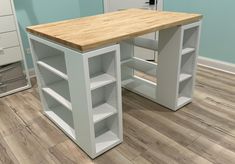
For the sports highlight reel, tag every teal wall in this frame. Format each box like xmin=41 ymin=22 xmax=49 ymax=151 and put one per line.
xmin=14 ymin=0 xmax=80 ymax=68
xmin=164 ymin=0 xmax=235 ymax=64
xmin=15 ymin=0 xmax=235 ymax=69
xmin=79 ymin=0 xmax=104 ymax=17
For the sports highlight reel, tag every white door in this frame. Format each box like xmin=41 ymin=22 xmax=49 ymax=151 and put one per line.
xmin=104 ymin=0 xmax=163 ymax=61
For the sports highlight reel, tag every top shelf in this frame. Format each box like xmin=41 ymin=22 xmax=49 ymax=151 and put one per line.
xmin=37 ymin=55 xmax=68 ymax=80
xmin=90 ymin=73 xmax=116 ymax=90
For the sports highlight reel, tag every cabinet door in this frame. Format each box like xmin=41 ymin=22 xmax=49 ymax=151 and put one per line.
xmin=0 ymin=0 xmax=13 ymax=16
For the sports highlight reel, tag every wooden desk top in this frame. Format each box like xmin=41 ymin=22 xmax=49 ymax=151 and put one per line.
xmin=27 ymin=9 xmax=202 ymax=52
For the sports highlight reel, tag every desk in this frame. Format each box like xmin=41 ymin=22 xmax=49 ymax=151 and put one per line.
xmin=27 ymin=9 xmax=202 ymax=158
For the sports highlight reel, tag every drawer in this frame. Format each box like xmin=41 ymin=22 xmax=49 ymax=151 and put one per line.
xmin=0 ymin=0 xmax=12 ymax=16
xmin=0 ymin=46 xmax=22 ymax=66
xmin=0 ymin=31 xmax=19 ymax=48
xmin=0 ymin=76 xmax=27 ymax=94
xmin=0 ymin=15 xmax=16 ymax=33
xmin=0 ymin=62 xmax=24 ymax=82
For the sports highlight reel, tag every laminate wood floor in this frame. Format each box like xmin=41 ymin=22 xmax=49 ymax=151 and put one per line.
xmin=0 ymin=66 xmax=235 ymax=164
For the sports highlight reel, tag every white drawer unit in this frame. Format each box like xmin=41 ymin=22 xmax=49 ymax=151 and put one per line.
xmin=0 ymin=31 xmax=19 ymax=48
xmin=0 ymin=15 xmax=16 ymax=33
xmin=0 ymin=0 xmax=31 ymax=97
xmin=0 ymin=46 xmax=22 ymax=65
xmin=0 ymin=0 xmax=13 ymax=16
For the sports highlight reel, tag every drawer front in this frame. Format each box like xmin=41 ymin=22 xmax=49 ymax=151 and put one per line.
xmin=0 ymin=0 xmax=12 ymax=16
xmin=0 ymin=62 xmax=24 ymax=82
xmin=0 ymin=31 xmax=19 ymax=48
xmin=0 ymin=15 xmax=16 ymax=33
xmin=0 ymin=46 xmax=22 ymax=66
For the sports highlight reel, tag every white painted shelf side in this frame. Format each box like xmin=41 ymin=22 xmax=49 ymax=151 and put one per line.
xmin=134 ymin=37 xmax=158 ymax=51
xmin=182 ymin=48 xmax=195 ymax=56
xmin=42 ymin=80 xmax=72 ymax=110
xmin=90 ymin=73 xmax=116 ymax=90
xmin=45 ymin=105 xmax=75 ymax=139
xmin=121 ymin=57 xmax=157 ymax=77
xmin=37 ymin=55 xmax=68 ymax=80
xmin=93 ymin=103 xmax=117 ymax=123
xmin=95 ymin=131 xmax=120 ymax=154
xmin=179 ymin=73 xmax=192 ymax=83
xmin=177 ymin=96 xmax=191 ymax=107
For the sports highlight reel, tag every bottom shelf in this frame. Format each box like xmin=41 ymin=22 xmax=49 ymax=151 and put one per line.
xmin=95 ymin=131 xmax=120 ymax=154
xmin=122 ymin=76 xmax=157 ymax=100
xmin=177 ymin=96 xmax=191 ymax=108
xmin=44 ymin=105 xmax=75 ymax=140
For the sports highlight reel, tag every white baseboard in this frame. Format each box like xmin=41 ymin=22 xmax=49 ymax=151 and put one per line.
xmin=198 ymin=57 xmax=235 ymax=75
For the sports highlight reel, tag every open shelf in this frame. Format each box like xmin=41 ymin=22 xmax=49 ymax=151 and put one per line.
xmin=133 ymin=37 xmax=158 ymax=51
xmin=90 ymin=73 xmax=116 ymax=90
xmin=45 ymin=105 xmax=75 ymax=139
xmin=42 ymin=80 xmax=72 ymax=111
xmin=121 ymin=57 xmax=157 ymax=77
xmin=95 ymin=130 xmax=119 ymax=154
xmin=37 ymin=55 xmax=68 ymax=80
xmin=179 ymin=73 xmax=192 ymax=83
xmin=122 ymin=76 xmax=157 ymax=100
xmin=177 ymin=96 xmax=191 ymax=107
xmin=182 ymin=48 xmax=195 ymax=56
xmin=93 ymin=103 xmax=117 ymax=123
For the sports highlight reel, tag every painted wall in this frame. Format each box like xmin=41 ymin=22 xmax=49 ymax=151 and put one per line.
xmin=164 ymin=0 xmax=235 ymax=64
xmin=15 ymin=0 xmax=235 ymax=69
xmin=14 ymin=0 xmax=80 ymax=68
xmin=79 ymin=0 xmax=104 ymax=17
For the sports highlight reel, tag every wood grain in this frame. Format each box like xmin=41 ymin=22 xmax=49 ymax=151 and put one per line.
xmin=27 ymin=9 xmax=202 ymax=52
xmin=0 ymin=66 xmax=235 ymax=163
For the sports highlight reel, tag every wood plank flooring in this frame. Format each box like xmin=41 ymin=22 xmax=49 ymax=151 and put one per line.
xmin=0 ymin=66 xmax=235 ymax=164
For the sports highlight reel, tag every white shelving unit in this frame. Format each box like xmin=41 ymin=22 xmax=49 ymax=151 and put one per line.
xmin=121 ymin=21 xmax=201 ymax=111
xmin=29 ymin=34 xmax=122 ymax=159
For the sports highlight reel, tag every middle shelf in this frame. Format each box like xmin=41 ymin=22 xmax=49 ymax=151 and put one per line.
xmin=90 ymin=73 xmax=116 ymax=91
xmin=42 ymin=80 xmax=72 ymax=111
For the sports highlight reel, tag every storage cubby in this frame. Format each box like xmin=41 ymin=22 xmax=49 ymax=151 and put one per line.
xmin=94 ymin=115 xmax=119 ymax=154
xmin=91 ymin=83 xmax=117 ymax=123
xmin=177 ymin=79 xmax=193 ymax=107
xmin=43 ymin=92 xmax=75 ymax=139
xmin=182 ymin=26 xmax=199 ymax=50
xmin=89 ymin=51 xmax=116 ymax=90
xmin=31 ymin=40 xmax=68 ymax=80
xmin=37 ymin=62 xmax=71 ymax=110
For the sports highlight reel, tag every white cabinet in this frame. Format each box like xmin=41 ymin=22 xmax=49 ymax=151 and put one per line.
xmin=0 ymin=0 xmax=12 ymax=16
xmin=29 ymin=35 xmax=123 ymax=159
xmin=0 ymin=0 xmax=31 ymax=97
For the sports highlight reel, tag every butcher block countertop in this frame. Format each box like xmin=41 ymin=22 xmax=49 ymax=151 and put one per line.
xmin=27 ymin=9 xmax=202 ymax=52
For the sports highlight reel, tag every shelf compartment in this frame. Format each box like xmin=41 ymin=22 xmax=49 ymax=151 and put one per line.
xmin=179 ymin=73 xmax=192 ymax=83
xmin=177 ymin=96 xmax=191 ymax=107
xmin=182 ymin=48 xmax=195 ymax=56
xmin=95 ymin=130 xmax=120 ymax=154
xmin=88 ymin=51 xmax=116 ymax=81
xmin=93 ymin=103 xmax=117 ymax=123
xmin=121 ymin=57 xmax=157 ymax=77
xmin=37 ymin=55 xmax=68 ymax=80
xmin=42 ymin=80 xmax=72 ymax=111
xmin=133 ymin=37 xmax=158 ymax=51
xmin=44 ymin=105 xmax=75 ymax=140
xmin=94 ymin=115 xmax=120 ymax=154
xmin=182 ymin=26 xmax=199 ymax=50
xmin=177 ymin=78 xmax=193 ymax=108
xmin=122 ymin=76 xmax=157 ymax=100
xmin=90 ymin=73 xmax=116 ymax=90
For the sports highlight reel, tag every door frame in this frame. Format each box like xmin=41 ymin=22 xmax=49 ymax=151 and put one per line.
xmin=103 ymin=0 xmax=164 ymax=13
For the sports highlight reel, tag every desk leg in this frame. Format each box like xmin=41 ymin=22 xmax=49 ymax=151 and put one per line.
xmin=157 ymin=22 xmax=201 ymax=111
